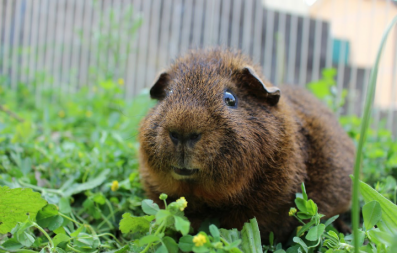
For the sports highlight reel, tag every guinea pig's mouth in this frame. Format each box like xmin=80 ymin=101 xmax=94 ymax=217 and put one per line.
xmin=172 ymin=167 xmax=198 ymax=176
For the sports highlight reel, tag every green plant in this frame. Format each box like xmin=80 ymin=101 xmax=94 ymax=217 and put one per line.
xmin=351 ymin=15 xmax=397 ymax=252
xmin=307 ymin=68 xmax=347 ymax=113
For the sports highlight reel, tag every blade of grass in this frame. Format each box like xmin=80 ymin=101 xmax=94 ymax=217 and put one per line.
xmin=352 ymin=15 xmax=397 ymax=253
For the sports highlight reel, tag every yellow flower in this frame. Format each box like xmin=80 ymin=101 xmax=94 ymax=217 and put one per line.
xmin=86 ymin=111 xmax=93 ymax=118
xmin=58 ymin=110 xmax=65 ymax=118
xmin=111 ymin=180 xmax=119 ymax=191
xmin=176 ymin=196 xmax=188 ymax=211
xmin=193 ymin=234 xmax=206 ymax=247
xmin=289 ymin=207 xmax=297 ymax=216
xmin=48 ymin=143 xmax=54 ymax=149
xmin=78 ymin=152 xmax=84 ymax=158
xmin=118 ymin=78 xmax=124 ymax=86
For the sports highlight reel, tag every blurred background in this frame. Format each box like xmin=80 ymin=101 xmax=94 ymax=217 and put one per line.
xmin=0 ymin=0 xmax=396 ymax=135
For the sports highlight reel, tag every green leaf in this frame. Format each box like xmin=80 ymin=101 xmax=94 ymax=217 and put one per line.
xmin=119 ymin=213 xmax=152 ymax=234
xmin=37 ymin=215 xmax=64 ymax=231
xmin=141 ymin=199 xmax=160 ymax=215
xmin=155 ymin=244 xmax=168 ymax=253
xmin=174 ymin=216 xmax=190 ymax=236
xmin=209 ymin=225 xmax=220 ymax=241
xmin=163 ymin=236 xmax=179 ymax=253
xmin=324 ymin=215 xmax=339 ymax=228
xmin=70 ymin=226 xmax=84 ymax=237
xmin=368 ymin=229 xmax=396 ymax=246
xmin=156 ymin=210 xmax=171 ymax=224
xmin=59 ymin=197 xmax=72 ymax=214
xmin=63 ymin=169 xmax=110 ymax=197
xmin=224 ymin=239 xmax=241 ymax=250
xmin=220 ymin=228 xmax=240 ymax=244
xmin=359 ymin=180 xmax=397 ymax=233
xmin=114 ymin=245 xmax=130 ymax=253
xmin=305 ymin=224 xmax=325 ymax=241
xmin=241 ymin=218 xmax=262 ymax=253
xmin=92 ymin=193 xmax=106 ymax=205
xmin=295 ymin=198 xmax=307 ymax=213
xmin=178 ymin=235 xmax=194 ymax=252
xmin=362 ymin=201 xmax=382 ymax=231
xmin=297 ymin=212 xmax=312 ymax=220
xmin=16 ymin=230 xmax=35 ymax=247
xmin=139 ymin=235 xmax=161 ymax=246
xmin=0 ymin=187 xmax=47 ymax=234
xmin=53 ymin=234 xmax=70 ymax=247
xmin=36 ymin=204 xmax=58 ymax=220
xmin=301 ymin=183 xmax=308 ymax=201
xmin=20 ymin=157 xmax=32 ymax=176
xmin=293 ymin=237 xmax=308 ymax=253
xmin=305 ymin=200 xmax=318 ymax=215
xmin=1 ymin=238 xmax=23 ymax=250
xmin=82 ymin=198 xmax=101 ymax=219
xmin=15 ymin=220 xmax=35 ymax=247
xmin=269 ymin=231 xmax=274 ymax=246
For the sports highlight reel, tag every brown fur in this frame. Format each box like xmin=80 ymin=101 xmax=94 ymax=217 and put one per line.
xmin=138 ymin=48 xmax=355 ymax=242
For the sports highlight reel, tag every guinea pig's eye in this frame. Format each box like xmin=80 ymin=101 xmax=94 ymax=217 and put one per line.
xmin=224 ymin=91 xmax=237 ymax=107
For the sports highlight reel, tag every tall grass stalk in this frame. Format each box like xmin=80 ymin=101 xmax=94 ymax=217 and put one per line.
xmin=352 ymin=15 xmax=397 ymax=252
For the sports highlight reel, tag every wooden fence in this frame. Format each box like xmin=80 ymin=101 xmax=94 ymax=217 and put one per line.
xmin=0 ymin=0 xmax=396 ymax=134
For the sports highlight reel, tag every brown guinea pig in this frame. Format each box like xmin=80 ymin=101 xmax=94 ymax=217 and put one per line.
xmin=138 ymin=48 xmax=355 ymax=242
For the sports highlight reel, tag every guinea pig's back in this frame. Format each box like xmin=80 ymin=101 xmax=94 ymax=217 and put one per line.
xmin=281 ymin=85 xmax=355 ymax=217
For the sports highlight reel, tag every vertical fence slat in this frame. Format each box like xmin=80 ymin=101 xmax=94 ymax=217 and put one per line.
xmin=28 ymin=2 xmax=39 ymax=94
xmin=77 ymin=0 xmax=92 ymax=88
xmin=133 ymin=0 xmax=151 ymax=94
xmin=10 ymin=0 xmax=23 ymax=89
xmin=191 ymin=0 xmax=204 ymax=48
xmin=169 ymin=0 xmax=182 ymax=60
xmin=241 ymin=0 xmax=253 ymax=55
xmin=252 ymin=0 xmax=263 ymax=63
xmin=230 ymin=0 xmax=242 ymax=49
xmin=20 ymin=0 xmax=32 ymax=86
xmin=125 ymin=0 xmax=142 ymax=98
xmin=34 ymin=0 xmax=47 ymax=90
xmin=70 ymin=0 xmax=84 ymax=89
xmin=264 ymin=9 xmax=275 ymax=79
xmin=275 ymin=11 xmax=286 ymax=86
xmin=179 ymin=0 xmax=193 ymax=53
xmin=146 ymin=0 xmax=161 ymax=88
xmin=218 ymin=0 xmax=231 ymax=47
xmin=43 ymin=0 xmax=56 ymax=92
xmin=3 ymin=0 xmax=14 ymax=86
xmin=252 ymin=0 xmax=263 ymax=65
xmin=298 ymin=16 xmax=310 ymax=86
xmin=0 ymin=1 xmax=3 ymax=77
xmin=311 ymin=18 xmax=322 ymax=82
xmin=287 ymin=14 xmax=298 ymax=84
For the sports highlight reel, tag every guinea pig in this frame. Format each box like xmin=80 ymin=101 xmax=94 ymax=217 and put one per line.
xmin=138 ymin=48 xmax=355 ymax=242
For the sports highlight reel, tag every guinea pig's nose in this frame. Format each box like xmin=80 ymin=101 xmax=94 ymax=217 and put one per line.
xmin=169 ymin=131 xmax=201 ymax=146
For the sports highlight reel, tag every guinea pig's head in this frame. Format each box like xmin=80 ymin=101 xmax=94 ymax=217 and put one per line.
xmin=139 ymin=49 xmax=287 ymax=203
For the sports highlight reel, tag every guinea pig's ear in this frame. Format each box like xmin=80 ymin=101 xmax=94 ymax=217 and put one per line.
xmin=240 ymin=66 xmax=281 ymax=106
xmin=150 ymin=72 xmax=170 ymax=100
